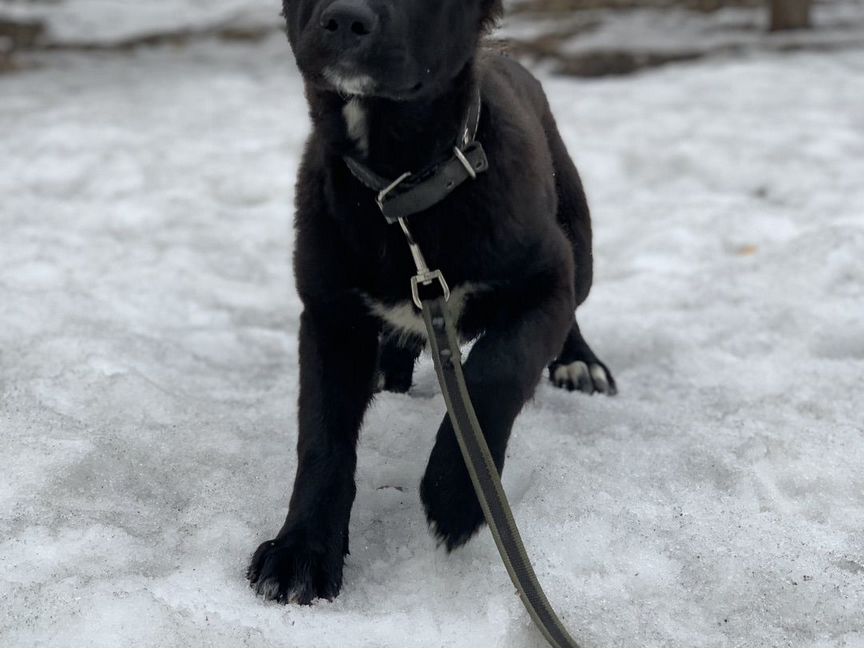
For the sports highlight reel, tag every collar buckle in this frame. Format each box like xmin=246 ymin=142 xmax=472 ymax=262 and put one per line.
xmin=453 ymin=146 xmax=477 ymax=180
xmin=376 ymin=171 xmax=412 ymax=211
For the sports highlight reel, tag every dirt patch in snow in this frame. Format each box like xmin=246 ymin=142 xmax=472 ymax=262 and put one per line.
xmin=500 ymin=0 xmax=864 ymax=76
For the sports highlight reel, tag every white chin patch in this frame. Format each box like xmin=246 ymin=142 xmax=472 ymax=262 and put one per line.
xmin=323 ymin=69 xmax=375 ymax=97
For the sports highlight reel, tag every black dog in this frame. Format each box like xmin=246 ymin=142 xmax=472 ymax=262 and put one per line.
xmin=247 ymin=0 xmax=616 ymax=604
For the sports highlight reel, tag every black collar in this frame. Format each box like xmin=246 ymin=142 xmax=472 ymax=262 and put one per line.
xmin=343 ymin=87 xmax=489 ymax=224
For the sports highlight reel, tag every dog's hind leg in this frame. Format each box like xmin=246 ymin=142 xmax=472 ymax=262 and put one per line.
xmin=377 ymin=328 xmax=424 ymax=394
xmin=542 ymin=105 xmax=617 ymax=396
xmin=549 ymin=320 xmax=617 ymax=395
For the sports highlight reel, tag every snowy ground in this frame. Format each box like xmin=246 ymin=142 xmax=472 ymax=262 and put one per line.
xmin=1 ymin=35 xmax=864 ymax=648
xmin=3 ymin=0 xmax=863 ymax=84
xmin=0 ymin=0 xmax=281 ymax=46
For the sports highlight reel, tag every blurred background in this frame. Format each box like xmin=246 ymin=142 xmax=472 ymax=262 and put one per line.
xmin=2 ymin=0 xmax=863 ymax=74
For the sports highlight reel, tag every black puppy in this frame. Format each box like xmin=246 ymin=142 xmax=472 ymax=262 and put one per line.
xmin=247 ymin=0 xmax=616 ymax=604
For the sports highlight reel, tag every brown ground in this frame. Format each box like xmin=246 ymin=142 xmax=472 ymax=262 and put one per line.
xmin=510 ymin=0 xmax=763 ymax=12
xmin=500 ymin=0 xmax=860 ymax=76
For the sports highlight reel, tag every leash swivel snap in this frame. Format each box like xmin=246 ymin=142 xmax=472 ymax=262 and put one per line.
xmin=410 ymin=269 xmax=450 ymax=310
xmin=397 ymin=216 xmax=450 ymax=309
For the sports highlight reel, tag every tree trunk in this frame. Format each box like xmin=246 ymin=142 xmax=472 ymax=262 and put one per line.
xmin=769 ymin=0 xmax=813 ymax=31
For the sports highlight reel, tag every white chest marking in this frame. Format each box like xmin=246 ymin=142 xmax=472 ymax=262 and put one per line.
xmin=343 ymin=99 xmax=368 ymax=156
xmin=364 ymin=283 xmax=486 ymax=340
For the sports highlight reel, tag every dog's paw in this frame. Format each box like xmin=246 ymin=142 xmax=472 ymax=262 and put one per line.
xmin=550 ymin=360 xmax=617 ymax=396
xmin=246 ymin=531 xmax=343 ymax=605
xmin=420 ymin=463 xmax=486 ymax=552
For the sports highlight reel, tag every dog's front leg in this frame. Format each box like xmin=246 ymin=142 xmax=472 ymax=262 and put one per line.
xmin=248 ymin=305 xmax=379 ymax=604
xmin=420 ymin=276 xmax=574 ymax=551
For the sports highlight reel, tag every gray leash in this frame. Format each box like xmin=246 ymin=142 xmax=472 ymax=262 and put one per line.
xmin=342 ymin=91 xmax=582 ymax=646
xmin=398 ymin=217 xmax=582 ymax=648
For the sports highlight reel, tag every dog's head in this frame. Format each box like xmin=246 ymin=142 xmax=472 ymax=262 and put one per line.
xmin=283 ymin=0 xmax=502 ymax=101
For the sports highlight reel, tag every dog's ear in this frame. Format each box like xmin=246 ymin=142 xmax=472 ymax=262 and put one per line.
xmin=480 ymin=0 xmax=503 ymax=33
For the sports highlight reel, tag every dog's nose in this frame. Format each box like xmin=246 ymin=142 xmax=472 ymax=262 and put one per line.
xmin=320 ymin=0 xmax=378 ymax=47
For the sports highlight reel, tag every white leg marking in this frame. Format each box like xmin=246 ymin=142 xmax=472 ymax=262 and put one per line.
xmin=553 ymin=365 xmax=571 ymax=384
xmin=567 ymin=361 xmax=591 ymax=386
xmin=589 ymin=364 xmax=610 ymax=392
xmin=552 ymin=360 xmax=615 ymax=395
xmin=552 ymin=361 xmax=592 ymax=392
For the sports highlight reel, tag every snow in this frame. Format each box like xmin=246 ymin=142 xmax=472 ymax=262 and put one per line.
xmin=2 ymin=35 xmax=864 ymax=648
xmin=0 ymin=0 xmax=281 ymax=45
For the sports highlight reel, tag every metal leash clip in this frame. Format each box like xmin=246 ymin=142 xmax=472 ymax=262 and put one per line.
xmin=410 ymin=269 xmax=450 ymax=310
xmin=397 ymin=217 xmax=450 ymax=309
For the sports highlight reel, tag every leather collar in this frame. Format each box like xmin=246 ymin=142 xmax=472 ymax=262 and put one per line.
xmin=343 ymin=87 xmax=489 ymax=224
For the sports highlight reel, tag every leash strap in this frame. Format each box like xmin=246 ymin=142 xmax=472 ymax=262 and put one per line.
xmin=351 ymin=85 xmax=581 ymax=646
xmin=419 ymin=292 xmax=582 ymax=648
